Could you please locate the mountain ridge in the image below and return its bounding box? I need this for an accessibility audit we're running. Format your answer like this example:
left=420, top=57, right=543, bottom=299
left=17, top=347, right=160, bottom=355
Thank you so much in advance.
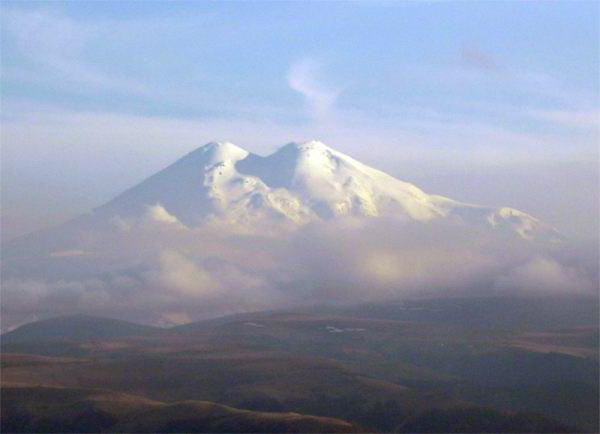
left=90, top=140, right=559, bottom=241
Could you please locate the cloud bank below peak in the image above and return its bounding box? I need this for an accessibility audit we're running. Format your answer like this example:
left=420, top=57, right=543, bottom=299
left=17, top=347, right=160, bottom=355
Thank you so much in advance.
left=1, top=216, right=597, bottom=331
left=1, top=142, right=596, bottom=330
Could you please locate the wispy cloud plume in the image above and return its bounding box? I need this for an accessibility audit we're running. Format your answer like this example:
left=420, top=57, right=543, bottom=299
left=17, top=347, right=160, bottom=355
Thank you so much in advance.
left=1, top=8, right=147, bottom=95
left=287, top=58, right=339, bottom=122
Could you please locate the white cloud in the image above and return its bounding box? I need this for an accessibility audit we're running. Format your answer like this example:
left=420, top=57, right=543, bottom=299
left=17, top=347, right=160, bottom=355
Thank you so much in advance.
left=1, top=8, right=148, bottom=95
left=158, top=250, right=218, bottom=297
left=494, top=256, right=595, bottom=294
left=1, top=216, right=597, bottom=330
left=287, top=58, right=339, bottom=122
left=145, top=204, right=185, bottom=227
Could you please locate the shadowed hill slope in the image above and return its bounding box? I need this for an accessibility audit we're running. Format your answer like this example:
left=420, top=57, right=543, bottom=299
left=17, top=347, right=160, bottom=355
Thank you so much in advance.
left=1, top=385, right=358, bottom=433
left=1, top=315, right=161, bottom=345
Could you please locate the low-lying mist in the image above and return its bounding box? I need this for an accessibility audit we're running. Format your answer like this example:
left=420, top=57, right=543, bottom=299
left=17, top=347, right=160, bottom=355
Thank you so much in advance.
left=1, top=211, right=598, bottom=330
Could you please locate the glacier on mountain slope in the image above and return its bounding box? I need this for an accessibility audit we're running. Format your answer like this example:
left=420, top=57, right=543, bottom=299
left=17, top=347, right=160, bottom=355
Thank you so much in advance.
left=93, top=140, right=558, bottom=242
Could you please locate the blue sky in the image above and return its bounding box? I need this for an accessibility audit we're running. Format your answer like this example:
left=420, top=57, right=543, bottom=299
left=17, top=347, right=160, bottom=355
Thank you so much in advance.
left=1, top=1, right=598, bottom=239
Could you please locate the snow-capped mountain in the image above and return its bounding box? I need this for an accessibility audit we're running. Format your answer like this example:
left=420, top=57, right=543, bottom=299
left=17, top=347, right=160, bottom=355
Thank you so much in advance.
left=1, top=140, right=569, bottom=328
left=93, top=140, right=559, bottom=241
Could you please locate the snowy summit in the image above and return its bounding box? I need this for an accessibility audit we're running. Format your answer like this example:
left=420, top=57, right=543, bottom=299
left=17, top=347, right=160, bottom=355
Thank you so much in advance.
left=92, top=140, right=559, bottom=241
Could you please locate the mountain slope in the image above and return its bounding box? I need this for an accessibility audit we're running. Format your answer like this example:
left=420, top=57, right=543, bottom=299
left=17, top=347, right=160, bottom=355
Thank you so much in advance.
left=1, top=385, right=358, bottom=433
left=1, top=315, right=161, bottom=344
left=90, top=140, right=558, bottom=240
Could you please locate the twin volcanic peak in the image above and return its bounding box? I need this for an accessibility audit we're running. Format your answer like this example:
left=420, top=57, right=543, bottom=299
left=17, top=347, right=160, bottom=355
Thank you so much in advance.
left=93, top=140, right=556, bottom=240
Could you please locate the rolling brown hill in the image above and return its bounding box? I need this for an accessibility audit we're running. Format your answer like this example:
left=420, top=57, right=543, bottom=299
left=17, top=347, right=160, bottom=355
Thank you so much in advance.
left=1, top=384, right=358, bottom=433
left=1, top=298, right=597, bottom=432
